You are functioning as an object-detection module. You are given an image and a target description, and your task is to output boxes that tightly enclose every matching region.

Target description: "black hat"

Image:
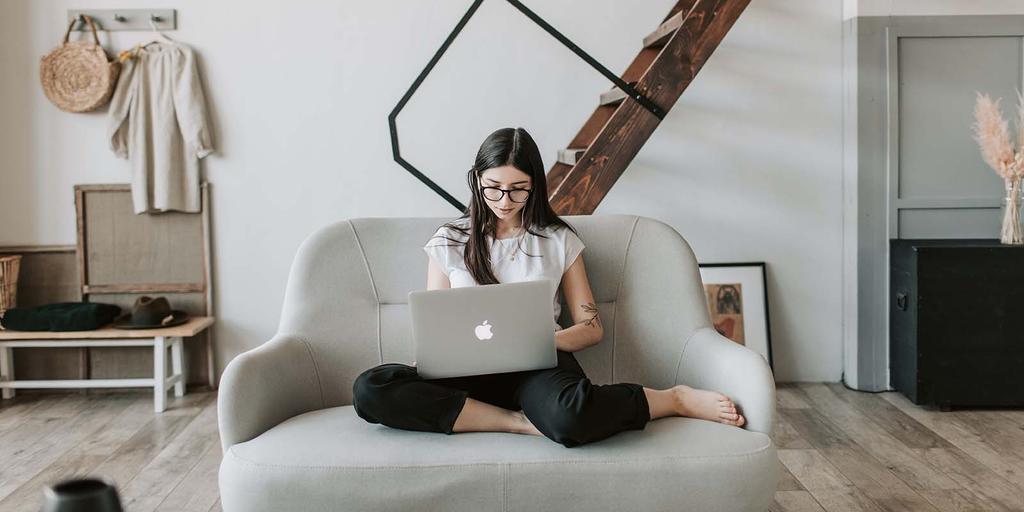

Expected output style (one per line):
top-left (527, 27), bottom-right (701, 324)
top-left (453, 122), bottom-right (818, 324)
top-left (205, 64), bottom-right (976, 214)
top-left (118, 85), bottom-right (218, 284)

top-left (112, 296), bottom-right (189, 329)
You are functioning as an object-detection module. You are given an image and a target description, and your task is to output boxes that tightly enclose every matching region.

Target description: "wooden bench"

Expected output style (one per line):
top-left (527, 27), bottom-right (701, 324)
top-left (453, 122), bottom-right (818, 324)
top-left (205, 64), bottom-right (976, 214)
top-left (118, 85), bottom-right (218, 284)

top-left (0, 316), bottom-right (214, 412)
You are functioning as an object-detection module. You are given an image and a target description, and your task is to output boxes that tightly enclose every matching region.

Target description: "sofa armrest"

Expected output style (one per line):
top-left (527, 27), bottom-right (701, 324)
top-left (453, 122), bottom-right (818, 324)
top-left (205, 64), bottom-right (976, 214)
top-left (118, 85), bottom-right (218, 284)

top-left (218, 334), bottom-right (325, 451)
top-left (674, 326), bottom-right (776, 435)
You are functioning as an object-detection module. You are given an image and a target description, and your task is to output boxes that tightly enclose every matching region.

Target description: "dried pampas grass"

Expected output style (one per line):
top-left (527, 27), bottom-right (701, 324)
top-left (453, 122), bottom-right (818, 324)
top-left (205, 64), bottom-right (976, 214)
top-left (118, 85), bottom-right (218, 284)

top-left (973, 90), bottom-right (1024, 244)
top-left (972, 92), bottom-right (1019, 179)
top-left (1017, 89), bottom-right (1024, 151)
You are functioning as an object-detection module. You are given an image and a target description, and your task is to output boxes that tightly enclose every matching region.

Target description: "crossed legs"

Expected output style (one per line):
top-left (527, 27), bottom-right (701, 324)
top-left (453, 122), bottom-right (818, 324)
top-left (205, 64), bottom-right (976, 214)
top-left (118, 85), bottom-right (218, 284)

top-left (451, 350), bottom-right (745, 443)
top-left (353, 351), bottom-right (745, 448)
top-left (454, 384), bottom-right (746, 440)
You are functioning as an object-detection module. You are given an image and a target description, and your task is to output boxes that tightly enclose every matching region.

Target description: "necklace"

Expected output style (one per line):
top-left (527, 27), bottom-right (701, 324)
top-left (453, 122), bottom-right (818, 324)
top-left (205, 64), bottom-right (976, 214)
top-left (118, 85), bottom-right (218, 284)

top-left (493, 226), bottom-right (526, 261)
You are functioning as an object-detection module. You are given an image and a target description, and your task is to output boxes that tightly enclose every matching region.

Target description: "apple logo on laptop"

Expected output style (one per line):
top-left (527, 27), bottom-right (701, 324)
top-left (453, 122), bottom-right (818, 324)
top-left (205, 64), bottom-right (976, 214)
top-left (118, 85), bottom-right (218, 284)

top-left (474, 320), bottom-right (494, 341)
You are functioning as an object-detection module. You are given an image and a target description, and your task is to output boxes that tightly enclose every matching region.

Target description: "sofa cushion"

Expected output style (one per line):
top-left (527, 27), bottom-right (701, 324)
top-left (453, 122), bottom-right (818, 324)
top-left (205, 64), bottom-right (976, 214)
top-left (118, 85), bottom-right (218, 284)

top-left (220, 406), bottom-right (778, 512)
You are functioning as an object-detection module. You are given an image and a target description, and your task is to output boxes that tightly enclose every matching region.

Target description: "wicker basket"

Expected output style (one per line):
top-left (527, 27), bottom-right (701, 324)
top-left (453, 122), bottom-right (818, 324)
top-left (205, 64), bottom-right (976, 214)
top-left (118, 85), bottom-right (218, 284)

top-left (0, 255), bottom-right (21, 315)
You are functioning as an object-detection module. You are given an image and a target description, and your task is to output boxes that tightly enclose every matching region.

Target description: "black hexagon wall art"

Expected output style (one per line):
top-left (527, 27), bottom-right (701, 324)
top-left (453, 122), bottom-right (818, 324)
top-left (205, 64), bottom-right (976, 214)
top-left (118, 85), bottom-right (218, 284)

top-left (387, 0), bottom-right (664, 212)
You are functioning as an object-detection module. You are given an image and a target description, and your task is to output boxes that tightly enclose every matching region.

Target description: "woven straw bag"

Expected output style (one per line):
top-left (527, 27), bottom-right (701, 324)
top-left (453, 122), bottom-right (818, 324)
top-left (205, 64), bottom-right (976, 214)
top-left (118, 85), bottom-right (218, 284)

top-left (39, 15), bottom-right (121, 113)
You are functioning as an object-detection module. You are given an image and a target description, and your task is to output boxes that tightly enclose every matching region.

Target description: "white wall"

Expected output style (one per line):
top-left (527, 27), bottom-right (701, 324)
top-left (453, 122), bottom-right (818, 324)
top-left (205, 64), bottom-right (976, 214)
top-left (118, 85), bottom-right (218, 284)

top-left (0, 0), bottom-right (846, 383)
top-left (844, 0), bottom-right (1024, 19)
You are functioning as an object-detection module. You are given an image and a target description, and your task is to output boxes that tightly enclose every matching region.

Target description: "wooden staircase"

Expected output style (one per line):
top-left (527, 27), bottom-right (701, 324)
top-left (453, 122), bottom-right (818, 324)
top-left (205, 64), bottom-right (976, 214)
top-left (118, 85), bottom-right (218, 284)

top-left (547, 0), bottom-right (750, 215)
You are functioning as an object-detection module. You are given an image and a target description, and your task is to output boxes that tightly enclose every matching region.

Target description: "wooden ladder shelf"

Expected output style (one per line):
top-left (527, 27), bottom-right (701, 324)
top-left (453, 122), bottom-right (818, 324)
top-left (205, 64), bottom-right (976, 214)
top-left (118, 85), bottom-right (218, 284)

top-left (547, 0), bottom-right (750, 215)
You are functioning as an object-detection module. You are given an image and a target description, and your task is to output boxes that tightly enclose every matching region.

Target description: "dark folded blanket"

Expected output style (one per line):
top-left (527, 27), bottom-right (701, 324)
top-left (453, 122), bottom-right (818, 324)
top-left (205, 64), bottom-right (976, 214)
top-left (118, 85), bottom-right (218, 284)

top-left (0, 302), bottom-right (122, 331)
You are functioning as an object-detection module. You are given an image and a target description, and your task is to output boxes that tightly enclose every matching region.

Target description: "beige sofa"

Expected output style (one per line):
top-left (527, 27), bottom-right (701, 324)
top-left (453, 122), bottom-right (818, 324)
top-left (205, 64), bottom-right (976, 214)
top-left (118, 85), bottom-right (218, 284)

top-left (217, 214), bottom-right (778, 511)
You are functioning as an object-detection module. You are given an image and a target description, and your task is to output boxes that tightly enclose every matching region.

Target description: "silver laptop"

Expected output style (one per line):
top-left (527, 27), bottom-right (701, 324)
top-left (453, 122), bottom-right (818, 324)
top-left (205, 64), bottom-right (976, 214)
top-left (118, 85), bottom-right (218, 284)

top-left (408, 279), bottom-right (558, 379)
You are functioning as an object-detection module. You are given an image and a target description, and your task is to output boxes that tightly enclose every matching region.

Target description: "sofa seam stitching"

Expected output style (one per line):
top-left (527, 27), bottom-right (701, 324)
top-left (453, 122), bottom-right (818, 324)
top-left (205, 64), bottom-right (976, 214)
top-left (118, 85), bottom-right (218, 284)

top-left (348, 221), bottom-right (383, 363)
top-left (225, 439), bottom-right (775, 471)
top-left (612, 216), bottom-right (639, 383)
top-left (300, 337), bottom-right (326, 408)
top-left (673, 327), bottom-right (704, 385)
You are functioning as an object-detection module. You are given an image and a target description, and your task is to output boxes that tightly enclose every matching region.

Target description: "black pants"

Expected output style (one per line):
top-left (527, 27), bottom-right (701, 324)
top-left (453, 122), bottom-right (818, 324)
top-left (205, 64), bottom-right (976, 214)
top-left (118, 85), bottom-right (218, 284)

top-left (352, 350), bottom-right (651, 448)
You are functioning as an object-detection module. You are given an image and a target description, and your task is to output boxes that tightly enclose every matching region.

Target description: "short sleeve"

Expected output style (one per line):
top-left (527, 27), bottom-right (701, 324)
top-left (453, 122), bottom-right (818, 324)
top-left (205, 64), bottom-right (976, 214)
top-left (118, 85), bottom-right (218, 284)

top-left (423, 228), bottom-right (453, 277)
top-left (563, 227), bottom-right (585, 272)
top-left (423, 244), bottom-right (449, 277)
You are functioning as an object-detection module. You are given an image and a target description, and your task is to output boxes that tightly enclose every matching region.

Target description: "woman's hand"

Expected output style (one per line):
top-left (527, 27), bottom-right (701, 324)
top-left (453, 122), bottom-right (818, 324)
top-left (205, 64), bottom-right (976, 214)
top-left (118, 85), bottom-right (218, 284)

top-left (411, 360), bottom-right (417, 367)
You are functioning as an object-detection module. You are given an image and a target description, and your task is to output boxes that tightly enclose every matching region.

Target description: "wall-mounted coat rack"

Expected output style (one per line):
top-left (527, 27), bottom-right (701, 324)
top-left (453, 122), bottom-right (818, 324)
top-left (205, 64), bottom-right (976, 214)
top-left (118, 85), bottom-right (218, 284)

top-left (66, 9), bottom-right (176, 31)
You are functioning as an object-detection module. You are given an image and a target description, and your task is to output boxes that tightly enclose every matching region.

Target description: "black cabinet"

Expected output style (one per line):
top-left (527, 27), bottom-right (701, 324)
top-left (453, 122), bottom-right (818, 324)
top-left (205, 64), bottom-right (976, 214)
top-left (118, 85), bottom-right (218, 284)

top-left (890, 239), bottom-right (1024, 408)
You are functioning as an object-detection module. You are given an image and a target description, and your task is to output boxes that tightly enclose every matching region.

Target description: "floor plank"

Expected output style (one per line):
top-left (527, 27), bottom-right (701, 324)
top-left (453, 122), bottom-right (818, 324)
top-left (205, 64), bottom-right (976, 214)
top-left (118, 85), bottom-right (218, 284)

top-left (818, 447), bottom-right (916, 492)
top-left (881, 391), bottom-right (1024, 492)
top-left (781, 407), bottom-right (859, 449)
top-left (859, 485), bottom-right (942, 512)
top-left (772, 490), bottom-right (828, 512)
top-left (0, 394), bottom-right (48, 433)
top-left (797, 384), bottom-right (960, 491)
top-left (91, 393), bottom-right (214, 489)
top-left (825, 384), bottom-right (955, 450)
top-left (776, 413), bottom-right (814, 449)
top-left (118, 397), bottom-right (220, 511)
top-left (778, 448), bottom-right (855, 490)
top-left (71, 395), bottom-right (158, 457)
top-left (778, 458), bottom-right (807, 491)
top-left (914, 447), bottom-right (1024, 511)
top-left (917, 488), bottom-right (1006, 512)
top-left (0, 454), bottom-right (109, 512)
top-left (808, 488), bottom-right (886, 512)
top-left (155, 440), bottom-right (223, 512)
top-left (0, 395), bottom-right (129, 502)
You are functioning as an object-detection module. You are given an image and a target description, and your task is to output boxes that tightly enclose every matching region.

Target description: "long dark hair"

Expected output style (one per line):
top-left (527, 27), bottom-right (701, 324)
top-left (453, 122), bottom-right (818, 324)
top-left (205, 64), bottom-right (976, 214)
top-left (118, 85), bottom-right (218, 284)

top-left (430, 127), bottom-right (580, 285)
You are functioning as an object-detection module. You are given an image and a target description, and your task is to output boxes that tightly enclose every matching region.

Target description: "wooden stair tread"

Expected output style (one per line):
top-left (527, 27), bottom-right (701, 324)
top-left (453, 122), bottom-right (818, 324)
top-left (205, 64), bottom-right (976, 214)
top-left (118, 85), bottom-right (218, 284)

top-left (556, 148), bottom-right (587, 166)
top-left (643, 10), bottom-right (685, 48)
top-left (598, 81), bottom-right (637, 107)
top-left (551, 2), bottom-right (702, 157)
top-left (546, 0), bottom-right (750, 215)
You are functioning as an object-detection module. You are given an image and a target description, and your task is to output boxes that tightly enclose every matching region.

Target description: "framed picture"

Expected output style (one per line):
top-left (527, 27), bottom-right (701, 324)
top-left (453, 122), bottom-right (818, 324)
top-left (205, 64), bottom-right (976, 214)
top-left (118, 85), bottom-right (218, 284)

top-left (697, 262), bottom-right (772, 369)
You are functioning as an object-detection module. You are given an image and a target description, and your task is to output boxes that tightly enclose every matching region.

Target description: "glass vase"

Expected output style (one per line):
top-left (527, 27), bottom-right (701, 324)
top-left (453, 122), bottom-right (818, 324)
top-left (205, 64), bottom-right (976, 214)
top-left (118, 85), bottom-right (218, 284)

top-left (1000, 176), bottom-right (1024, 245)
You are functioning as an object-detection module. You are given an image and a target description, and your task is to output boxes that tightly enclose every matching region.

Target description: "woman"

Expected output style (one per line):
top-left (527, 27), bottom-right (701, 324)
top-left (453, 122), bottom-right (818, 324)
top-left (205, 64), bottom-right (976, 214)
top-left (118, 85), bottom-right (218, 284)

top-left (352, 127), bottom-right (746, 448)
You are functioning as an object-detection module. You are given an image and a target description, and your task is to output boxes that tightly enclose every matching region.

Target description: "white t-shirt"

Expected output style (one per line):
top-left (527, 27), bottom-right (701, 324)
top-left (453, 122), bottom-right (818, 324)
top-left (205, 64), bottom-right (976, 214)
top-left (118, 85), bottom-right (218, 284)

top-left (422, 217), bottom-right (586, 331)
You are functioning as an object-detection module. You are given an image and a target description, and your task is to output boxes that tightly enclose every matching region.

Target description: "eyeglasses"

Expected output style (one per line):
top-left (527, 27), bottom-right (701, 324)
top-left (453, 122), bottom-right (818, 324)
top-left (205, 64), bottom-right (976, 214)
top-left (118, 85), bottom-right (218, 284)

top-left (481, 186), bottom-right (532, 203)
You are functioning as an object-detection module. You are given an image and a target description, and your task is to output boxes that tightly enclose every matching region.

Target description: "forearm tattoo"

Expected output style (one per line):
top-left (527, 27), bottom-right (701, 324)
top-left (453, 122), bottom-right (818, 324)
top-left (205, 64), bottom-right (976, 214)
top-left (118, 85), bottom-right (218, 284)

top-left (580, 302), bottom-right (601, 328)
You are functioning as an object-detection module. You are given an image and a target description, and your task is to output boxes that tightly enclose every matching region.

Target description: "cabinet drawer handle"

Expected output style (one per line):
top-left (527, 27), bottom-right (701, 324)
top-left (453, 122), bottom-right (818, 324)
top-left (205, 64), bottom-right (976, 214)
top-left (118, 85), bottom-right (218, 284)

top-left (896, 292), bottom-right (908, 311)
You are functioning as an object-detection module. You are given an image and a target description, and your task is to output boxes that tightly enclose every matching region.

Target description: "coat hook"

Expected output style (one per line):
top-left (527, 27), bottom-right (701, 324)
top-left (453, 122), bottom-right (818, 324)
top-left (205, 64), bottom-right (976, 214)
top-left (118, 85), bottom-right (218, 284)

top-left (113, 13), bottom-right (126, 22)
top-left (150, 14), bottom-right (163, 23)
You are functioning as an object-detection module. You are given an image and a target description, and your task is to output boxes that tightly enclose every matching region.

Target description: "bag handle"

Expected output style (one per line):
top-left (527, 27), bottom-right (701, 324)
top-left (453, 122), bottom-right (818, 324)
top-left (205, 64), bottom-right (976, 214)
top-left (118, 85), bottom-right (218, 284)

top-left (62, 14), bottom-right (101, 47)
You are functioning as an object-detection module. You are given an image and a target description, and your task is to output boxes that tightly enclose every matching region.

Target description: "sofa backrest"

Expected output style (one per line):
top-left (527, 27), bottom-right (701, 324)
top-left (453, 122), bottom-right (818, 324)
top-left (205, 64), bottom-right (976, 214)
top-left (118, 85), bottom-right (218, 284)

top-left (277, 214), bottom-right (712, 408)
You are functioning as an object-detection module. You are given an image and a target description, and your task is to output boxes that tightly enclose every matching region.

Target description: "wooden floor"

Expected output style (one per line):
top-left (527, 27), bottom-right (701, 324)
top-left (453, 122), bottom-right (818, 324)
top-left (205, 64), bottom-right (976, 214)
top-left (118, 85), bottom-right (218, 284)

top-left (772, 383), bottom-right (1024, 512)
top-left (0, 390), bottom-right (220, 512)
top-left (1, 384), bottom-right (1022, 511)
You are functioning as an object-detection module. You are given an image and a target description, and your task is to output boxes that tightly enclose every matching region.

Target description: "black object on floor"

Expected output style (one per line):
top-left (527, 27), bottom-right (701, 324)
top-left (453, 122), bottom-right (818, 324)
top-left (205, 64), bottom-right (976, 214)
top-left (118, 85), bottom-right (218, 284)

top-left (890, 239), bottom-right (1024, 408)
top-left (0, 302), bottom-right (121, 331)
top-left (41, 477), bottom-right (122, 512)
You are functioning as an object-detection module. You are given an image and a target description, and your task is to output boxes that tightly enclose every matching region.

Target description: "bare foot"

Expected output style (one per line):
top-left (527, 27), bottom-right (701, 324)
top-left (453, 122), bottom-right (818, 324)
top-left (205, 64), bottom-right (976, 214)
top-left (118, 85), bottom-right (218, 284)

top-left (512, 410), bottom-right (543, 436)
top-left (672, 385), bottom-right (746, 427)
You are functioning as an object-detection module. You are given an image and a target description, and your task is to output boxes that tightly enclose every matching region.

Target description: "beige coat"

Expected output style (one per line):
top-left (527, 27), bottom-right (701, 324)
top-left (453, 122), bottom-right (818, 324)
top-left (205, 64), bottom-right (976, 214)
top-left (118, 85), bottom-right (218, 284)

top-left (107, 41), bottom-right (214, 214)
